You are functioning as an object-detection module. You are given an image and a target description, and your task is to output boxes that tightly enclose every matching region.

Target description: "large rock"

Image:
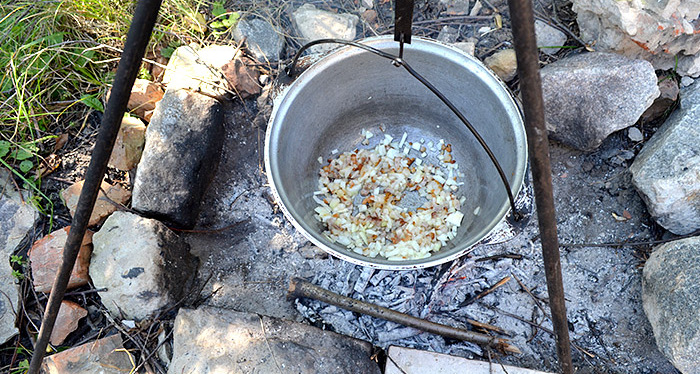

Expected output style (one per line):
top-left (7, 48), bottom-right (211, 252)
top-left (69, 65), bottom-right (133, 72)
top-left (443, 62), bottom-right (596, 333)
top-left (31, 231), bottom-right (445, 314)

top-left (643, 237), bottom-right (700, 374)
top-left (572, 0), bottom-right (700, 77)
top-left (0, 168), bottom-right (37, 344)
top-left (132, 89), bottom-right (224, 229)
top-left (233, 18), bottom-right (284, 63)
top-left (162, 45), bottom-right (239, 98)
top-left (91, 211), bottom-right (198, 321)
top-left (41, 334), bottom-right (133, 374)
top-left (292, 4), bottom-right (359, 54)
top-left (541, 52), bottom-right (659, 151)
top-left (29, 227), bottom-right (92, 293)
top-left (630, 83), bottom-right (700, 235)
top-left (168, 307), bottom-right (381, 374)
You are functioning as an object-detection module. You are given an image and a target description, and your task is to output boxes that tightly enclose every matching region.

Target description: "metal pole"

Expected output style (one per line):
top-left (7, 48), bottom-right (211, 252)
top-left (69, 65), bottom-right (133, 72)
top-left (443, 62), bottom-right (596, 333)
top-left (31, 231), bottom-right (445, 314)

top-left (506, 0), bottom-right (574, 373)
top-left (27, 0), bottom-right (162, 372)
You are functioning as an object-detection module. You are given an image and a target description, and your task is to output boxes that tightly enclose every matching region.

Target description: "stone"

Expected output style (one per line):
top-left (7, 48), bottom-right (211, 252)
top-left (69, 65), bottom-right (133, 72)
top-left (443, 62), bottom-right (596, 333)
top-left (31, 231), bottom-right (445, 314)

top-left (41, 334), bottom-right (133, 374)
top-left (0, 169), bottom-right (38, 344)
top-left (630, 83), bottom-right (700, 235)
top-left (643, 237), bottom-right (700, 374)
top-left (50, 300), bottom-right (87, 345)
top-left (439, 0), bottom-right (471, 15)
top-left (534, 19), bottom-right (567, 56)
top-left (162, 44), bottom-right (239, 99)
top-left (91, 211), bottom-right (198, 321)
top-left (640, 77), bottom-right (680, 123)
top-left (484, 49), bottom-right (518, 82)
top-left (108, 116), bottom-right (146, 171)
top-left (61, 180), bottom-right (131, 227)
top-left (681, 76), bottom-right (695, 87)
top-left (452, 40), bottom-right (476, 56)
top-left (292, 4), bottom-right (359, 54)
top-left (572, 0), bottom-right (700, 77)
top-left (29, 227), bottom-right (92, 293)
top-left (221, 56), bottom-right (261, 99)
top-left (386, 346), bottom-right (553, 374)
top-left (168, 306), bottom-right (381, 374)
top-left (628, 127), bottom-right (644, 142)
top-left (361, 9), bottom-right (378, 25)
top-left (437, 26), bottom-right (459, 44)
top-left (132, 89), bottom-right (224, 229)
top-left (541, 52), bottom-right (659, 151)
top-left (232, 18), bottom-right (284, 63)
top-left (127, 78), bottom-right (163, 122)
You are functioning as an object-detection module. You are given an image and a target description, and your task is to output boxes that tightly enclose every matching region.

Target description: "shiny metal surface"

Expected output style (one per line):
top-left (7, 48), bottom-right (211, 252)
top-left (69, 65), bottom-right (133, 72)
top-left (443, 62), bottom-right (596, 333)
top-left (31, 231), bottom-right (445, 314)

top-left (265, 36), bottom-right (527, 269)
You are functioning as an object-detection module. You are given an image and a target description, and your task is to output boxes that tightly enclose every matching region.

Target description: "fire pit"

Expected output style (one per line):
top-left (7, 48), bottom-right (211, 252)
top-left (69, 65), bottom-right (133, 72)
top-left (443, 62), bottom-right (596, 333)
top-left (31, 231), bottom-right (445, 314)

top-left (265, 36), bottom-right (528, 269)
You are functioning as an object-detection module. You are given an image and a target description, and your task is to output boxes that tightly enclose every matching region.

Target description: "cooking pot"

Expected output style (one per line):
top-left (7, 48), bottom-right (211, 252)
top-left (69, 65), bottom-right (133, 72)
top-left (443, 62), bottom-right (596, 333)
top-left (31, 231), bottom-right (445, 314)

top-left (265, 36), bottom-right (527, 269)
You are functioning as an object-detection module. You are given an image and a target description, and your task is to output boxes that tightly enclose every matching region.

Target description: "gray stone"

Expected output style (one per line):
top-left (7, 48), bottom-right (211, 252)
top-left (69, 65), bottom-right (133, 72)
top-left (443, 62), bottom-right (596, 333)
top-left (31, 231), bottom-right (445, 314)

top-left (168, 306), bottom-right (381, 374)
top-left (541, 52), bottom-right (659, 151)
top-left (572, 0), bottom-right (700, 76)
top-left (534, 20), bottom-right (567, 56)
top-left (132, 89), bottom-right (224, 229)
top-left (292, 4), bottom-right (359, 54)
top-left (0, 168), bottom-right (37, 344)
top-left (628, 127), bottom-right (644, 142)
top-left (682, 76), bottom-right (695, 87)
top-left (386, 346), bottom-right (553, 373)
top-left (643, 237), bottom-right (700, 374)
top-left (630, 83), bottom-right (700, 235)
top-left (437, 26), bottom-right (459, 44)
top-left (233, 18), bottom-right (284, 63)
top-left (91, 211), bottom-right (198, 321)
top-left (162, 45), bottom-right (238, 98)
top-left (439, 0), bottom-right (471, 15)
top-left (452, 40), bottom-right (476, 56)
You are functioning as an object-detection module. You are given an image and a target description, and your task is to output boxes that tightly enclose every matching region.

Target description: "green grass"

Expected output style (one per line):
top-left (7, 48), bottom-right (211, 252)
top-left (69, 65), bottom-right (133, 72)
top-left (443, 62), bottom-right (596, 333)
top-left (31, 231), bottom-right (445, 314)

top-left (0, 0), bottom-right (241, 219)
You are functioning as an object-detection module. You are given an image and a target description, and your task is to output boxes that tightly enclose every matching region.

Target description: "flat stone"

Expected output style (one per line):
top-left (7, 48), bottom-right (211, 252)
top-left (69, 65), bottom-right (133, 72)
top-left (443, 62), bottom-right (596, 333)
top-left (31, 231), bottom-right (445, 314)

top-left (162, 45), bottom-right (239, 99)
top-left (232, 18), bottom-right (284, 63)
top-left (108, 116), bottom-right (146, 171)
top-left (127, 78), bottom-right (163, 122)
top-left (484, 49), bottom-right (518, 82)
top-left (437, 26), bottom-right (459, 44)
top-left (50, 300), bottom-right (87, 346)
top-left (640, 77), bottom-right (680, 123)
top-left (534, 20), bottom-right (567, 56)
top-left (630, 82), bottom-right (700, 235)
top-left (29, 227), bottom-right (92, 293)
top-left (168, 307), bottom-right (381, 374)
top-left (292, 4), bottom-right (359, 54)
top-left (91, 211), bottom-right (198, 321)
top-left (132, 89), bottom-right (224, 229)
top-left (0, 169), bottom-right (38, 344)
top-left (61, 180), bottom-right (131, 227)
top-left (643, 237), bottom-right (700, 374)
top-left (541, 52), bottom-right (659, 151)
top-left (452, 40), bottom-right (476, 56)
top-left (681, 76), bottom-right (695, 87)
top-left (386, 346), bottom-right (553, 374)
top-left (572, 0), bottom-right (700, 76)
top-left (221, 56), bottom-right (261, 99)
top-left (41, 334), bottom-right (133, 374)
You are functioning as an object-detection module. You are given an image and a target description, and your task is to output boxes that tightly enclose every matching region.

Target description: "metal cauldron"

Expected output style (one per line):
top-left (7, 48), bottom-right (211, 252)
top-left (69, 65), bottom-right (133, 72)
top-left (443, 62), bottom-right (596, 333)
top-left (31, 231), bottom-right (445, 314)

top-left (265, 36), bottom-right (528, 269)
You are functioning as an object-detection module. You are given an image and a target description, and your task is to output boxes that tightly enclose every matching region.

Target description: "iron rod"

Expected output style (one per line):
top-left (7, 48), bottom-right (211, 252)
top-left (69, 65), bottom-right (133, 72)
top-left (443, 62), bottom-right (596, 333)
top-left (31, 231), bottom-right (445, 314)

top-left (506, 0), bottom-right (574, 372)
top-left (27, 0), bottom-right (162, 372)
top-left (288, 277), bottom-right (521, 354)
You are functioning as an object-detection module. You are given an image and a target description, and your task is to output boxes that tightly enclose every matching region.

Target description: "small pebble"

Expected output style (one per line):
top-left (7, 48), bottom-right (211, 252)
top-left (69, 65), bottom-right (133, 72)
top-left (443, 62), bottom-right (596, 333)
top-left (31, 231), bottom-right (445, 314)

top-left (628, 127), bottom-right (644, 142)
top-left (681, 76), bottom-right (694, 87)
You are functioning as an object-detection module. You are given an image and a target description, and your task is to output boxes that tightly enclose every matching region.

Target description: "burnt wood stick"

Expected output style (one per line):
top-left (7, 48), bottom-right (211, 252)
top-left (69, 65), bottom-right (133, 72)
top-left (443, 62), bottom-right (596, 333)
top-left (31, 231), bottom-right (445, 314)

top-left (288, 277), bottom-right (521, 354)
